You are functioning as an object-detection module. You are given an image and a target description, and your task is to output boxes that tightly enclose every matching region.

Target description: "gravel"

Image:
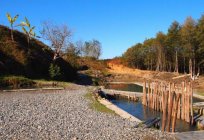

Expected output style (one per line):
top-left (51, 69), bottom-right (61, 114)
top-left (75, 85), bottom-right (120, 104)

top-left (0, 86), bottom-right (175, 140)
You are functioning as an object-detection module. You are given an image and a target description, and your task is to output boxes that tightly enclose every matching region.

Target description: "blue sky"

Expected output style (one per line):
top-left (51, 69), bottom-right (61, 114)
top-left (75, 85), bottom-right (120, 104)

top-left (0, 0), bottom-right (204, 59)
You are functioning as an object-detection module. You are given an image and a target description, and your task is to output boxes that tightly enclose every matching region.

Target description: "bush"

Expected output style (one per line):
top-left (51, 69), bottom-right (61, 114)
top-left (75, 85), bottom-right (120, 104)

top-left (0, 76), bottom-right (35, 89)
top-left (49, 63), bottom-right (61, 80)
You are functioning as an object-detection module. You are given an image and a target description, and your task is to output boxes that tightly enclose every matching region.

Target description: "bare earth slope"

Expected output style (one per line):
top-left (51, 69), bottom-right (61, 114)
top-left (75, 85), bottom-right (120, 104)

top-left (106, 61), bottom-right (204, 89)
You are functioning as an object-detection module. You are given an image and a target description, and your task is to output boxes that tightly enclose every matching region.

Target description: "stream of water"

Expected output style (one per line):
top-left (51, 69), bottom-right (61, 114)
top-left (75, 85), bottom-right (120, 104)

top-left (105, 83), bottom-right (204, 132)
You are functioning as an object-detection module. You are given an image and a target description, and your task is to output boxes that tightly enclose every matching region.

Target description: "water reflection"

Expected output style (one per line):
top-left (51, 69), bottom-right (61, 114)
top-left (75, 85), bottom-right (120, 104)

top-left (111, 99), bottom-right (198, 132)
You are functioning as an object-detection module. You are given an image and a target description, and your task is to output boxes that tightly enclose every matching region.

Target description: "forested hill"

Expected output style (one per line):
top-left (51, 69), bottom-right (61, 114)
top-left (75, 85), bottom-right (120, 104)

top-left (0, 25), bottom-right (76, 81)
top-left (122, 15), bottom-right (204, 75)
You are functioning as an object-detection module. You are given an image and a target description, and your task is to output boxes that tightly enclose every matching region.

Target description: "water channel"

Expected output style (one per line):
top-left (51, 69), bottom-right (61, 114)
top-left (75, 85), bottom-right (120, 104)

top-left (105, 83), bottom-right (204, 132)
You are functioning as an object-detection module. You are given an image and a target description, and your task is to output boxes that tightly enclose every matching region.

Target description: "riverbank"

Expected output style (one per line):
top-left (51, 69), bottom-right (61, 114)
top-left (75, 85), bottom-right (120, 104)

top-left (0, 85), bottom-right (175, 140)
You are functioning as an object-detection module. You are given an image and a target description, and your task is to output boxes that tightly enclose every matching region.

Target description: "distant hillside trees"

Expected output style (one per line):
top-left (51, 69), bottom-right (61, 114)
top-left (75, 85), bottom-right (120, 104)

top-left (64, 42), bottom-right (81, 69)
top-left (122, 15), bottom-right (204, 74)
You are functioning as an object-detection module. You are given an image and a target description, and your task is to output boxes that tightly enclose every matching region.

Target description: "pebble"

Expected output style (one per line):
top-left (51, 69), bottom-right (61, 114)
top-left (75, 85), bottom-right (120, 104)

top-left (0, 86), bottom-right (175, 140)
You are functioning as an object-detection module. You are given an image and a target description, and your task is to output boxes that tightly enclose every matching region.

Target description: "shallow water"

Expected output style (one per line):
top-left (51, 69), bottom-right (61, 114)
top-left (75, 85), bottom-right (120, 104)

top-left (106, 83), bottom-right (203, 132)
top-left (111, 99), bottom-right (198, 132)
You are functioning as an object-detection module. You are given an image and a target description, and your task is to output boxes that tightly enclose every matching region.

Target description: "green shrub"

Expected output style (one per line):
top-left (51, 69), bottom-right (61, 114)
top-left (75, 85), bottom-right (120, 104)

top-left (49, 63), bottom-right (61, 80)
top-left (0, 76), bottom-right (35, 88)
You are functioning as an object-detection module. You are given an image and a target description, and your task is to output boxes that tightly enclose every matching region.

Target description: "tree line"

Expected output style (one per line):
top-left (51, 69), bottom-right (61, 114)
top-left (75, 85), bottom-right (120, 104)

top-left (122, 15), bottom-right (204, 75)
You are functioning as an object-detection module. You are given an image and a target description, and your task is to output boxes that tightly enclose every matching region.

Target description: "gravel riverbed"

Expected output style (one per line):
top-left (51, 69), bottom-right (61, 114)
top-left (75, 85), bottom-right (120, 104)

top-left (0, 86), bottom-right (175, 140)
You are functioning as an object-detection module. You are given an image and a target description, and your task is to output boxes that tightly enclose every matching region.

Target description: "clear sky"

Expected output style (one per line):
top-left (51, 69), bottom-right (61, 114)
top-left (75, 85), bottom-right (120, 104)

top-left (0, 0), bottom-right (204, 59)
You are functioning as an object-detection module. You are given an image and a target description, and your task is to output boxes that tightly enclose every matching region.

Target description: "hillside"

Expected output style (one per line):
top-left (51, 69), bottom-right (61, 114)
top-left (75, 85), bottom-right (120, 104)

top-left (106, 59), bottom-right (204, 90)
top-left (0, 25), bottom-right (76, 81)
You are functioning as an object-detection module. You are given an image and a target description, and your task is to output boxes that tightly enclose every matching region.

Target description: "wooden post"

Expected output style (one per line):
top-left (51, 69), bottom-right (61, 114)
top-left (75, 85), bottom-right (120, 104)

top-left (177, 94), bottom-right (181, 119)
top-left (167, 91), bottom-right (175, 132)
top-left (169, 82), bottom-right (171, 105)
top-left (143, 81), bottom-right (147, 106)
top-left (156, 84), bottom-right (159, 111)
top-left (148, 81), bottom-right (151, 107)
top-left (190, 82), bottom-right (194, 124)
top-left (162, 91), bottom-right (168, 132)
top-left (184, 81), bottom-right (187, 121)
top-left (160, 83), bottom-right (163, 112)
top-left (153, 82), bottom-right (155, 110)
top-left (186, 82), bottom-right (190, 123)
top-left (181, 82), bottom-right (185, 120)
top-left (150, 83), bottom-right (154, 109)
top-left (161, 84), bottom-right (164, 113)
top-left (172, 93), bottom-right (181, 132)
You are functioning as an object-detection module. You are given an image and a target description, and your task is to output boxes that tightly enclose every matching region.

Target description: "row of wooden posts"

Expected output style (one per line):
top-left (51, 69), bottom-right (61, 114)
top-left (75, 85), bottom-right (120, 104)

top-left (142, 81), bottom-right (193, 132)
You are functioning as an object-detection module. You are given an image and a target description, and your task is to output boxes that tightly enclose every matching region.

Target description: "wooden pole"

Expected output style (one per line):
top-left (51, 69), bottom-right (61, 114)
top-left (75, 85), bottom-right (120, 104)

top-left (181, 82), bottom-right (185, 120)
top-left (143, 81), bottom-right (147, 106)
top-left (160, 83), bottom-right (163, 112)
top-left (148, 81), bottom-right (151, 107)
top-left (172, 93), bottom-right (181, 132)
top-left (156, 84), bottom-right (159, 111)
top-left (177, 93), bottom-right (181, 119)
top-left (150, 83), bottom-right (154, 109)
top-left (167, 91), bottom-right (175, 132)
top-left (162, 91), bottom-right (168, 132)
top-left (190, 82), bottom-right (194, 124)
top-left (184, 81), bottom-right (187, 121)
top-left (186, 82), bottom-right (190, 123)
top-left (153, 82), bottom-right (156, 110)
top-left (169, 82), bottom-right (171, 106)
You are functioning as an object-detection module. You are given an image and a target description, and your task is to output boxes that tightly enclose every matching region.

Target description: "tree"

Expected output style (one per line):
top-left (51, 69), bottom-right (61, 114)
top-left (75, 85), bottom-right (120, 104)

top-left (75, 40), bottom-right (84, 57)
top-left (64, 42), bottom-right (80, 69)
top-left (154, 32), bottom-right (167, 71)
top-left (180, 16), bottom-right (197, 74)
top-left (6, 13), bottom-right (19, 41)
top-left (143, 38), bottom-right (156, 70)
top-left (166, 21), bottom-right (181, 73)
top-left (41, 22), bottom-right (72, 60)
top-left (83, 39), bottom-right (102, 59)
top-left (122, 43), bottom-right (145, 69)
top-left (195, 15), bottom-right (204, 73)
top-left (21, 17), bottom-right (36, 47)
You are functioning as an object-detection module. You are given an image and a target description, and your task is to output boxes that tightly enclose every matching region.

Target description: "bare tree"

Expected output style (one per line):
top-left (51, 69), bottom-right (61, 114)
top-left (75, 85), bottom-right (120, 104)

top-left (83, 39), bottom-right (102, 59)
top-left (41, 21), bottom-right (72, 60)
top-left (75, 40), bottom-right (84, 57)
